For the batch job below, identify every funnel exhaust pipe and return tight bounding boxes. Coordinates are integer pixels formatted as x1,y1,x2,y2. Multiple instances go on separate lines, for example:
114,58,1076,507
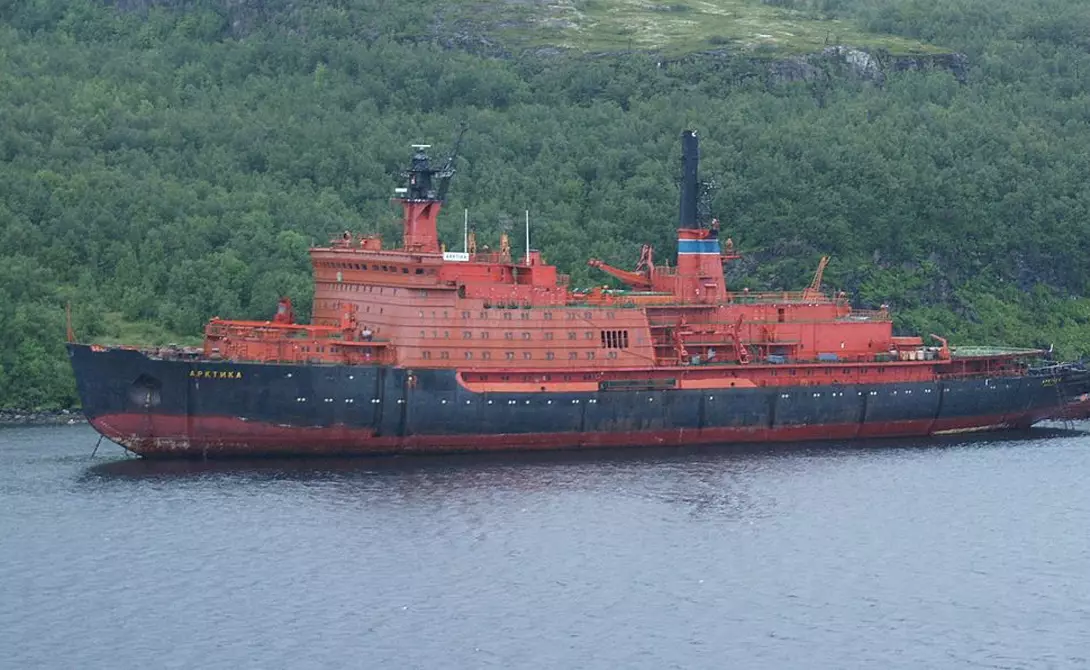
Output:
679,130,699,229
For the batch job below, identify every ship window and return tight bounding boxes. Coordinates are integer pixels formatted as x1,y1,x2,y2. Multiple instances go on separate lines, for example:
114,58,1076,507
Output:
607,312,615,319
522,332,530,340
544,332,554,340
382,265,388,271
504,312,512,320
546,352,555,360
586,352,595,360
479,312,487,319
505,332,514,340
520,312,530,320
778,308,785,323
444,331,450,338
568,332,577,340
544,312,553,320
523,352,532,360
402,267,409,274
584,312,593,319
463,331,472,339
861,368,868,373
422,351,431,360
415,268,424,275
440,351,450,360
361,264,367,270
465,352,473,360
569,352,578,360
462,311,470,319
567,312,576,320
506,352,515,360
481,332,489,339
482,352,491,360
585,332,594,340
607,351,618,359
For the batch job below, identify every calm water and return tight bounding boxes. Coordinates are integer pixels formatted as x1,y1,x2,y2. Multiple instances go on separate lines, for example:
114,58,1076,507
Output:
3,425,1090,669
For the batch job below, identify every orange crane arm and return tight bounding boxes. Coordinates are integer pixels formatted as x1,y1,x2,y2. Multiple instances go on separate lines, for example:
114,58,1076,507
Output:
803,256,830,299
587,259,652,290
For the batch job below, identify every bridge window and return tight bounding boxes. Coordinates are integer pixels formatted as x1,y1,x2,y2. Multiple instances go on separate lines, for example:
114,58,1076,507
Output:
569,352,578,360
546,352,555,360
415,268,424,275
440,351,450,360
586,351,596,360
506,352,515,360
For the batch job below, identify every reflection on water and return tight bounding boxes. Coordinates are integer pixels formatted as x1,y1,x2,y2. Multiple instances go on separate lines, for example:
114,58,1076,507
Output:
5,423,1090,669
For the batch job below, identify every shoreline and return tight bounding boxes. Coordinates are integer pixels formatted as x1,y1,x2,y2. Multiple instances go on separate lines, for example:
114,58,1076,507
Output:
0,409,86,427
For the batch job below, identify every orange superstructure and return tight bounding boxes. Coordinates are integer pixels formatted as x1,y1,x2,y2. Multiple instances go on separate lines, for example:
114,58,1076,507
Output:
207,132,955,387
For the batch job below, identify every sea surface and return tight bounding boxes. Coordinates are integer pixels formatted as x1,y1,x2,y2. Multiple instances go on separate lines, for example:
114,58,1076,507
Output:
3,424,1090,669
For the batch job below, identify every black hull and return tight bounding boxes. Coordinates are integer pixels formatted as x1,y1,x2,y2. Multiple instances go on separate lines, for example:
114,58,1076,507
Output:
68,344,1085,458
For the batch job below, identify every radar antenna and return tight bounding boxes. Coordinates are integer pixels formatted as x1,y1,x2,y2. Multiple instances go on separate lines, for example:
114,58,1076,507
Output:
436,125,467,202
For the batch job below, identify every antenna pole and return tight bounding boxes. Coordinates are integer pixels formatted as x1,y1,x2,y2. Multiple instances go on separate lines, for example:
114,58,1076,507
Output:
464,209,469,253
525,209,530,266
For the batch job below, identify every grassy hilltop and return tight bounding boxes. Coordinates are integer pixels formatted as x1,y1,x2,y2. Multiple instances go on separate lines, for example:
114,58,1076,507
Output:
1,0,1090,408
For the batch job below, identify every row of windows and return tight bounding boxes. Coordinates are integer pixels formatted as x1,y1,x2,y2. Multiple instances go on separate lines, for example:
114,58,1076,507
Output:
420,351,620,361
294,389,953,405
318,260,435,276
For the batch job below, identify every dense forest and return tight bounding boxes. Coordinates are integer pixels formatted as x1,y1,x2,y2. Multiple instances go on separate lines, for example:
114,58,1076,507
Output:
2,0,1090,409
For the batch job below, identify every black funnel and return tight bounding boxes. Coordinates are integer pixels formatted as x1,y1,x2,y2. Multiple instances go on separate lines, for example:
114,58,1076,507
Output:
679,130,699,229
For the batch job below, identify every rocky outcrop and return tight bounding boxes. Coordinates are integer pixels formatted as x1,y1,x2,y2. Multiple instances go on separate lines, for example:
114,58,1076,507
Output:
766,46,969,85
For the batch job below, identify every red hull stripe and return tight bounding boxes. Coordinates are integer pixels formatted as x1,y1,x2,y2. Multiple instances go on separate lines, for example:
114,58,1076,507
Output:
90,412,1039,458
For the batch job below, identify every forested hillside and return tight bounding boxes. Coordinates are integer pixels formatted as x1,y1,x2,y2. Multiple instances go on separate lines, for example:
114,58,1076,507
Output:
2,0,1090,409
